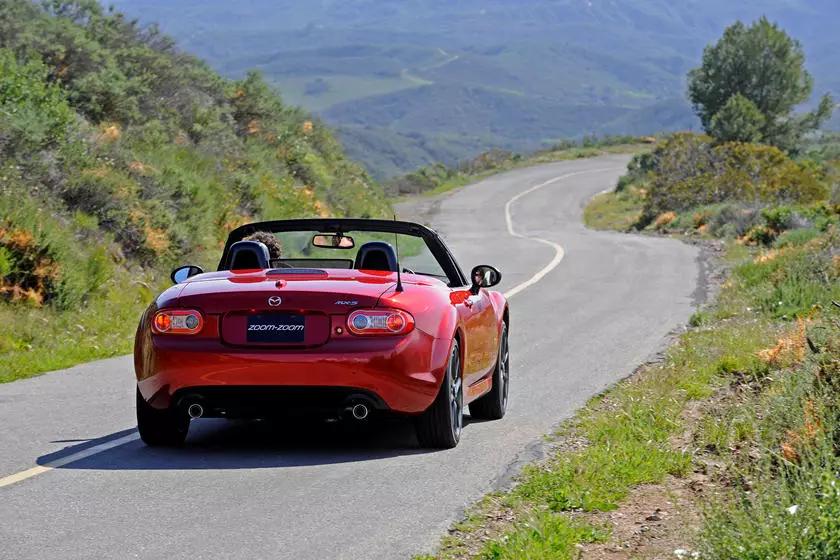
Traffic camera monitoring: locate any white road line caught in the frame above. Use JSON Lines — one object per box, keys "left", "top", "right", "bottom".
{"left": 0, "top": 433, "right": 139, "bottom": 488}
{"left": 1, "top": 165, "right": 620, "bottom": 489}
{"left": 503, "top": 168, "right": 618, "bottom": 299}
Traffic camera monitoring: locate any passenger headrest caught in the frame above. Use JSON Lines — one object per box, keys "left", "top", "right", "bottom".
{"left": 354, "top": 241, "right": 398, "bottom": 272}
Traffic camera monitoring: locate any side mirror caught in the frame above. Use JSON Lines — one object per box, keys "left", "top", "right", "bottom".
{"left": 171, "top": 265, "right": 204, "bottom": 284}
{"left": 470, "top": 265, "right": 502, "bottom": 294}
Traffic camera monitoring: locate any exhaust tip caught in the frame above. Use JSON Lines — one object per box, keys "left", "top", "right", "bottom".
{"left": 351, "top": 403, "right": 369, "bottom": 420}
{"left": 187, "top": 403, "right": 204, "bottom": 419}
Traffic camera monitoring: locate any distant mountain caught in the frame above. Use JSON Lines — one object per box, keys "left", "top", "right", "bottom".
{"left": 111, "top": 0, "right": 840, "bottom": 176}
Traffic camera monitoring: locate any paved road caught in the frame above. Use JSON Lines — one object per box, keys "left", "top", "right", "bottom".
{"left": 0, "top": 156, "right": 700, "bottom": 559}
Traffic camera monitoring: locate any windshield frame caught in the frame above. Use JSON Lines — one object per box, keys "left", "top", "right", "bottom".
{"left": 219, "top": 219, "right": 468, "bottom": 287}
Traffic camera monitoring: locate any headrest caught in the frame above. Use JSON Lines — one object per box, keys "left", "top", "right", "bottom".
{"left": 354, "top": 241, "right": 398, "bottom": 272}
{"left": 227, "top": 241, "right": 271, "bottom": 270}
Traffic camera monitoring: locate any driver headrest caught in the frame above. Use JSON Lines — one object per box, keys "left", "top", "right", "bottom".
{"left": 227, "top": 241, "right": 270, "bottom": 270}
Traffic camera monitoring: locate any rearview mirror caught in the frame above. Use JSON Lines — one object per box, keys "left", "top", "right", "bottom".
{"left": 171, "top": 264, "right": 204, "bottom": 284}
{"left": 312, "top": 234, "right": 355, "bottom": 249}
{"left": 470, "top": 265, "right": 502, "bottom": 294}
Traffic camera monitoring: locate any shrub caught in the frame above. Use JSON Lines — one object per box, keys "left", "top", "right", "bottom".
{"left": 689, "top": 310, "right": 710, "bottom": 327}
{"left": 644, "top": 133, "right": 828, "bottom": 216}
{"left": 741, "top": 224, "right": 777, "bottom": 246}
{"left": 761, "top": 206, "right": 794, "bottom": 231}
{"left": 0, "top": 49, "right": 76, "bottom": 156}
{"left": 615, "top": 174, "right": 634, "bottom": 193}
{"left": 652, "top": 211, "right": 678, "bottom": 229}
{"left": 0, "top": 193, "right": 111, "bottom": 309}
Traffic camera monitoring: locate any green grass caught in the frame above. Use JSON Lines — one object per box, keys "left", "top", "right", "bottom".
{"left": 0, "top": 272, "right": 163, "bottom": 382}
{"left": 426, "top": 214, "right": 840, "bottom": 558}
{"left": 697, "top": 319, "right": 840, "bottom": 558}
{"left": 582, "top": 188, "right": 643, "bottom": 230}
{"left": 476, "top": 514, "right": 609, "bottom": 559}
{"left": 431, "top": 274, "right": 779, "bottom": 558}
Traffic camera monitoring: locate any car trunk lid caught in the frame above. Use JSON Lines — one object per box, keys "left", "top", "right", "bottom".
{"left": 176, "top": 269, "right": 397, "bottom": 348}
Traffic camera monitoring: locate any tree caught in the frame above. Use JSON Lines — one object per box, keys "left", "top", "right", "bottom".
{"left": 687, "top": 17, "right": 835, "bottom": 150}
{"left": 708, "top": 94, "right": 766, "bottom": 143}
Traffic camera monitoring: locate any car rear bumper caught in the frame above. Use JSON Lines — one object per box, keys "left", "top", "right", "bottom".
{"left": 169, "top": 386, "right": 389, "bottom": 419}
{"left": 136, "top": 329, "right": 452, "bottom": 415}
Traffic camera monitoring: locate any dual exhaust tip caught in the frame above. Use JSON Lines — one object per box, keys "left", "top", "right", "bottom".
{"left": 181, "top": 396, "right": 372, "bottom": 421}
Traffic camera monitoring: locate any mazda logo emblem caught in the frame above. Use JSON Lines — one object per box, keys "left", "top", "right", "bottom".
{"left": 268, "top": 296, "right": 282, "bottom": 307}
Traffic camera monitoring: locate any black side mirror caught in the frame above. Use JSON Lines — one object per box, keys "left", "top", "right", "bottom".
{"left": 470, "top": 265, "right": 502, "bottom": 294}
{"left": 171, "top": 265, "right": 204, "bottom": 284}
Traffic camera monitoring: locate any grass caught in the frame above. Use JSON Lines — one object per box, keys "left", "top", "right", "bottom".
{"left": 0, "top": 271, "right": 163, "bottom": 382}
{"left": 421, "top": 207, "right": 840, "bottom": 558}
{"left": 696, "top": 316, "right": 840, "bottom": 557}
{"left": 429, "top": 303, "right": 778, "bottom": 558}
{"left": 582, "top": 188, "right": 644, "bottom": 230}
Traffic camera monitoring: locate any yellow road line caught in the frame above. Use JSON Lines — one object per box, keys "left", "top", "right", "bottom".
{"left": 0, "top": 433, "right": 140, "bottom": 488}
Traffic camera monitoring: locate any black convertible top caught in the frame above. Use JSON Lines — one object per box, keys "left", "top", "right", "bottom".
{"left": 218, "top": 218, "right": 468, "bottom": 286}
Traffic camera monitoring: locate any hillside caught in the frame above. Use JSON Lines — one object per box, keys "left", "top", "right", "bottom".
{"left": 110, "top": 0, "right": 840, "bottom": 176}
{"left": 0, "top": 0, "right": 388, "bottom": 380}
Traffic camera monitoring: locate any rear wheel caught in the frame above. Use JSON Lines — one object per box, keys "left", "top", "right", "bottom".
{"left": 469, "top": 322, "right": 509, "bottom": 420}
{"left": 414, "top": 339, "right": 463, "bottom": 449}
{"left": 136, "top": 388, "right": 189, "bottom": 446}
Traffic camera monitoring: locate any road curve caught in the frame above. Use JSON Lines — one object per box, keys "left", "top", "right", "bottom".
{"left": 0, "top": 156, "right": 700, "bottom": 559}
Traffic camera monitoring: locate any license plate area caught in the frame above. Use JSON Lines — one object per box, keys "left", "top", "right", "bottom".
{"left": 246, "top": 314, "right": 306, "bottom": 343}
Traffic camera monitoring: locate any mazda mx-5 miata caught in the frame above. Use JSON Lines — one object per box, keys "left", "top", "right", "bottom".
{"left": 134, "top": 218, "right": 509, "bottom": 448}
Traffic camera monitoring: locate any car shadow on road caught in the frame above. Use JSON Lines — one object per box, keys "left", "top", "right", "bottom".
{"left": 39, "top": 416, "right": 481, "bottom": 471}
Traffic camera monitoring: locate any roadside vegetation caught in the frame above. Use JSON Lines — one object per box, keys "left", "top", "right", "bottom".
{"left": 0, "top": 0, "right": 389, "bottom": 382}
{"left": 420, "top": 17, "right": 840, "bottom": 560}
{"left": 384, "top": 135, "right": 653, "bottom": 198}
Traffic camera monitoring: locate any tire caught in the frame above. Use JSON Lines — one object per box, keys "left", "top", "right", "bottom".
{"left": 469, "top": 322, "right": 509, "bottom": 420}
{"left": 414, "top": 339, "right": 463, "bottom": 449}
{"left": 136, "top": 387, "right": 189, "bottom": 446}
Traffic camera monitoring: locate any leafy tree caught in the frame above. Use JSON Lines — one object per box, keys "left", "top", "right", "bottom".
{"left": 687, "top": 17, "right": 835, "bottom": 150}
{"left": 708, "top": 94, "right": 766, "bottom": 144}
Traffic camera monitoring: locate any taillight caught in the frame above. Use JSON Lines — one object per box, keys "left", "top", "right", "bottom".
{"left": 347, "top": 309, "right": 415, "bottom": 336}
{"left": 151, "top": 309, "right": 204, "bottom": 335}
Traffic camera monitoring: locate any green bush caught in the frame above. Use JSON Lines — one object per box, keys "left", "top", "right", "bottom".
{"left": 0, "top": 191, "right": 112, "bottom": 310}
{"left": 0, "top": 49, "right": 76, "bottom": 156}
{"left": 643, "top": 133, "right": 829, "bottom": 217}
{"left": 761, "top": 206, "right": 794, "bottom": 231}
{"left": 614, "top": 174, "right": 634, "bottom": 193}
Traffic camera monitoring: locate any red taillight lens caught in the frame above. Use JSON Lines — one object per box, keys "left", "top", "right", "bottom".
{"left": 151, "top": 309, "right": 204, "bottom": 335}
{"left": 347, "top": 309, "right": 414, "bottom": 336}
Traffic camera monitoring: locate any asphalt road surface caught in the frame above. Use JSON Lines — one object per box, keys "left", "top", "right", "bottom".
{"left": 0, "top": 156, "right": 701, "bottom": 559}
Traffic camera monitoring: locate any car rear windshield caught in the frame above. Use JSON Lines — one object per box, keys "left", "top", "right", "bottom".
{"left": 267, "top": 231, "right": 448, "bottom": 280}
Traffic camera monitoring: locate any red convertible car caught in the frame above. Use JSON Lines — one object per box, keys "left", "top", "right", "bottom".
{"left": 134, "top": 219, "right": 509, "bottom": 448}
